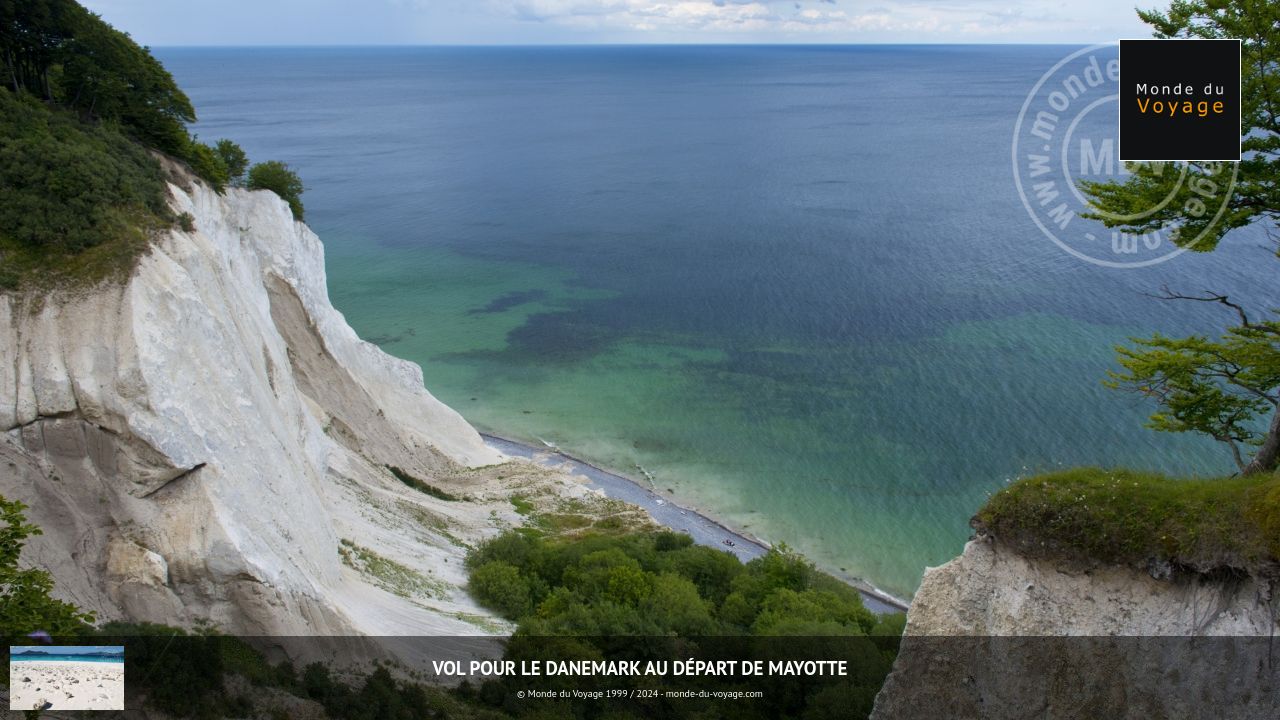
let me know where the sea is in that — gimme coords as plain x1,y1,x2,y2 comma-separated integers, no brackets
158,45,1272,599
10,649,124,664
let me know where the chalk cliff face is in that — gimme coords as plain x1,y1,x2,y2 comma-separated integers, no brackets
0,171,535,636
872,537,1280,719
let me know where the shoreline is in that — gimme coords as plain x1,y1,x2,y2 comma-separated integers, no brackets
479,431,910,614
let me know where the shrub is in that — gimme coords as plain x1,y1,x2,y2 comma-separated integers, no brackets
248,160,305,220
0,89,172,254
185,139,230,192
469,561,533,619
214,139,249,185
0,495,95,635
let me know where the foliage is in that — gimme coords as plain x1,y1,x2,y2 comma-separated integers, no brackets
185,139,229,192
0,88,171,262
1106,321,1280,473
1,0,195,157
469,561,533,618
466,530,883,635
974,467,1280,577
0,495,95,636
466,530,902,718
0,1,302,288
213,138,248,185
248,160,306,220
1079,0,1279,253
1079,1,1280,474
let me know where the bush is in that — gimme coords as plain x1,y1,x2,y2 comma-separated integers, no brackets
0,89,172,255
248,160,305,220
469,561,533,619
185,139,230,192
214,139,249,185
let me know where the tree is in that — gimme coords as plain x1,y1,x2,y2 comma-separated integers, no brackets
1083,0,1280,475
248,160,305,220
0,495,95,636
186,139,231,192
1080,0,1279,253
469,561,532,619
1107,319,1280,474
214,139,249,185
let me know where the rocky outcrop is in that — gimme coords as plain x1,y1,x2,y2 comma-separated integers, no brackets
0,170,539,636
872,537,1280,719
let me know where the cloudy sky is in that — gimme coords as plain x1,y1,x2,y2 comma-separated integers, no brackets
82,0,1151,46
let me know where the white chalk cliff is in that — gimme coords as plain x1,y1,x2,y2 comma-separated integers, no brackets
871,537,1280,719
0,168,542,636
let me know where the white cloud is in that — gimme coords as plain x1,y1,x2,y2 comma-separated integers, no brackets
80,0,1150,46
487,0,1123,38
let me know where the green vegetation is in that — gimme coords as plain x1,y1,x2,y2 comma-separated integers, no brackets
338,538,448,600
509,494,536,516
987,1,1280,579
214,139,249,185
1081,0,1280,476
0,89,171,288
248,160,306,220
386,465,461,501
1081,0,1278,255
0,495,95,636
975,468,1280,577
0,2,302,288
465,530,904,718
1106,322,1280,474
467,530,899,636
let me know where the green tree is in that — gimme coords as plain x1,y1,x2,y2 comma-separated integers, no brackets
214,139,249,185
248,160,306,220
1082,0,1280,475
0,88,170,252
469,561,532,619
53,5,195,155
1081,0,1278,253
186,139,230,192
1107,321,1280,474
0,495,94,635
0,0,78,99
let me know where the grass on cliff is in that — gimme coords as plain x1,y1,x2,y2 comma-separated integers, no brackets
974,467,1280,579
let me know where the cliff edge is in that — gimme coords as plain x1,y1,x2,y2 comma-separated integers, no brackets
1,170,548,636
871,536,1280,719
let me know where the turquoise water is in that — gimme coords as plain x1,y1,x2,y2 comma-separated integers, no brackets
10,656,123,663
161,46,1271,598
10,646,124,663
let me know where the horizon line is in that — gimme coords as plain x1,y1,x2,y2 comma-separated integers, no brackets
150,40,1122,50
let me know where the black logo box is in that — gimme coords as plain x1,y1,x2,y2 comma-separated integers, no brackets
1119,38,1241,162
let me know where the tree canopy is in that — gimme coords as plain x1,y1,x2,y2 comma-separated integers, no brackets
465,530,904,719
1,0,195,156
1081,0,1279,252
0,2,299,286
248,160,305,220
